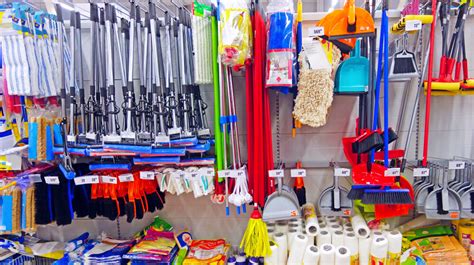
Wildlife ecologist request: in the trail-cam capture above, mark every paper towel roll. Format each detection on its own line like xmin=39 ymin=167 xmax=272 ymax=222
xmin=318 ymin=218 xmax=326 ymax=225
xmin=267 ymin=222 xmax=276 ymax=228
xmin=351 ymin=215 xmax=370 ymax=238
xmin=307 ymin=235 xmax=315 ymax=248
xmin=325 ymin=216 xmax=337 ymax=222
xmin=371 ymin=231 xmax=384 ymax=239
xmin=303 ymin=245 xmax=320 ymax=265
xmin=276 ymin=221 xmax=289 ymax=234
xmin=359 ymin=236 xmax=371 ymax=265
xmin=288 ymin=229 xmax=299 ymax=248
xmin=288 ymin=234 xmax=308 ymax=265
xmin=332 ymin=230 xmax=344 ymax=247
xmin=320 ymin=244 xmax=335 ymax=265
xmin=329 ymin=224 xmax=343 ymax=232
xmin=317 ymin=229 xmax=332 ymax=246
xmin=344 ymin=227 xmax=354 ymax=235
xmin=343 ymin=222 xmax=353 ymax=230
xmin=289 ymin=223 xmax=302 ymax=232
xmin=386 ymin=230 xmax=402 ymax=265
xmin=344 ymin=232 xmax=359 ymax=265
xmin=274 ymin=232 xmax=287 ymax=265
xmin=328 ymin=218 xmax=340 ymax=226
xmin=370 ymin=236 xmax=388 ymax=264
xmin=336 ymin=246 xmax=351 ymax=265
xmin=319 ymin=224 xmax=327 ymax=230
xmin=289 ymin=218 xmax=300 ymax=224
xmin=303 ymin=203 xmax=320 ymax=236
xmin=265 ymin=241 xmax=279 ymax=265
xmin=268 ymin=229 xmax=275 ymax=240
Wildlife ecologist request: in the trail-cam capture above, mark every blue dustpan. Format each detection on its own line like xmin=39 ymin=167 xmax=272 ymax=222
xmin=335 ymin=40 xmax=369 ymax=94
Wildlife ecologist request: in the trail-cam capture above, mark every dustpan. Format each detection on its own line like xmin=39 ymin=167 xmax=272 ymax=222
xmin=335 ymin=40 xmax=369 ymax=94
xmin=389 ymin=35 xmax=418 ymax=80
xmin=262 ymin=176 xmax=301 ymax=221
xmin=318 ymin=169 xmax=352 ymax=216
xmin=425 ymin=168 xmax=461 ymax=220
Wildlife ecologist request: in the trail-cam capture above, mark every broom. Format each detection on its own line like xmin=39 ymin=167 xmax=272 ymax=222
xmin=240 ymin=204 xmax=271 ymax=258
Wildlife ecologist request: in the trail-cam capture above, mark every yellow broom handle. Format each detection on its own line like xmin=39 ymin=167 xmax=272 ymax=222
xmin=0 ymin=181 xmax=17 ymax=192
xmin=348 ymin=0 xmax=356 ymax=26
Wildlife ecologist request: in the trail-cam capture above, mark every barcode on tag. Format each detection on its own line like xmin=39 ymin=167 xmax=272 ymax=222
xmin=413 ymin=168 xmax=430 ymax=177
xmin=291 ymin=169 xmax=307 ymax=178
xmin=334 ymin=168 xmax=351 ymax=177
xmin=188 ymin=172 xmax=199 ymax=179
xmin=119 ymin=174 xmax=134 ymax=182
xmin=269 ymin=169 xmax=284 ymax=178
xmin=449 ymin=161 xmax=465 ymax=170
xmin=74 ymin=175 xmax=100 ymax=185
xmin=101 ymin=175 xmax=117 ymax=184
xmin=45 ymin=176 xmax=60 ymax=185
xmin=199 ymin=168 xmax=215 ymax=177
xmin=29 ymin=174 xmax=42 ymax=183
xmin=385 ymin=168 xmax=401 ymax=177
xmin=218 ymin=170 xmax=232 ymax=178
xmin=308 ymin=26 xmax=324 ymax=37
xmin=406 ymin=20 xmax=422 ymax=31
xmin=140 ymin=171 xmax=155 ymax=180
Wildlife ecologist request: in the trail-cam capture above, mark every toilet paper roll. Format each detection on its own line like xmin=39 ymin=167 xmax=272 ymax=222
xmin=386 ymin=230 xmax=402 ymax=265
xmin=289 ymin=223 xmax=302 ymax=232
xmin=351 ymin=215 xmax=370 ymax=238
xmin=332 ymin=230 xmax=344 ymax=247
xmin=288 ymin=234 xmax=308 ymax=265
xmin=318 ymin=218 xmax=326 ymax=225
xmin=336 ymin=246 xmax=351 ymax=265
xmin=264 ymin=241 xmax=279 ymax=265
xmin=343 ymin=222 xmax=353 ymax=230
xmin=289 ymin=218 xmax=300 ymax=225
xmin=371 ymin=230 xmax=384 ymax=239
xmin=267 ymin=222 xmax=276 ymax=228
xmin=329 ymin=224 xmax=343 ymax=232
xmin=288 ymin=229 xmax=299 ymax=248
xmin=303 ymin=203 xmax=320 ymax=236
xmin=276 ymin=221 xmax=289 ymax=234
xmin=317 ymin=229 xmax=332 ymax=246
xmin=370 ymin=236 xmax=388 ymax=265
xmin=303 ymin=245 xmax=320 ymax=265
xmin=307 ymin=235 xmax=315 ymax=248
xmin=320 ymin=243 xmax=335 ymax=265
xmin=325 ymin=216 xmax=337 ymax=222
xmin=359 ymin=236 xmax=372 ymax=265
xmin=328 ymin=218 xmax=340 ymax=226
xmin=343 ymin=232 xmax=359 ymax=265
xmin=274 ymin=232 xmax=287 ymax=265
xmin=319 ymin=224 xmax=327 ymax=230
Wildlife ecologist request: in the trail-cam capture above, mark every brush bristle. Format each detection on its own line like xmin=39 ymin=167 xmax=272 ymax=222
xmin=156 ymin=191 xmax=164 ymax=210
xmin=362 ymin=189 xmax=412 ymax=204
xmin=126 ymin=202 xmax=135 ymax=223
xmin=118 ymin=197 xmax=126 ymax=216
xmin=348 ymin=185 xmax=381 ymax=200
xmin=393 ymin=57 xmax=417 ymax=74
xmin=88 ymin=199 xmax=97 ymax=219
xmin=136 ymin=199 xmax=144 ymax=219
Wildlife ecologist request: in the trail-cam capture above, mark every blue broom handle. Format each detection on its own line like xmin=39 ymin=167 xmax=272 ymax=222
xmin=383 ymin=10 xmax=389 ymax=167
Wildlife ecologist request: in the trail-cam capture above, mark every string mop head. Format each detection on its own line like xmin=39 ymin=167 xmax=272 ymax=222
xmin=240 ymin=204 xmax=271 ymax=257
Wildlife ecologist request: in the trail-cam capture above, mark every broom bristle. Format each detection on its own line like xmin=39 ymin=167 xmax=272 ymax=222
xmin=294 ymin=186 xmax=306 ymax=206
xmin=126 ymin=201 xmax=135 ymax=223
xmin=362 ymin=189 xmax=412 ymax=204
xmin=348 ymin=185 xmax=381 ymax=200
xmin=118 ymin=197 xmax=126 ymax=216
xmin=136 ymin=199 xmax=144 ymax=219
xmin=393 ymin=56 xmax=417 ymax=74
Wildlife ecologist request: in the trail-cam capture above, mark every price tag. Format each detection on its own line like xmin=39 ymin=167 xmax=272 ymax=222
xmin=101 ymin=175 xmax=117 ymax=184
xmin=406 ymin=20 xmax=422 ymax=31
xmin=308 ymin=26 xmax=324 ymax=37
xmin=45 ymin=176 xmax=60 ymax=185
xmin=334 ymin=168 xmax=351 ymax=177
xmin=177 ymin=171 xmax=188 ymax=180
xmin=231 ymin=170 xmax=246 ymax=178
xmin=74 ymin=175 xmax=100 ymax=185
xmin=449 ymin=161 xmax=465 ymax=170
xmin=140 ymin=171 xmax=155 ymax=180
xmin=385 ymin=168 xmax=401 ymax=177
xmin=199 ymin=168 xmax=215 ymax=177
xmin=29 ymin=174 xmax=42 ymax=183
xmin=188 ymin=172 xmax=199 ymax=179
xmin=119 ymin=174 xmax=134 ymax=182
xmin=218 ymin=170 xmax=232 ymax=178
xmin=291 ymin=169 xmax=307 ymax=178
xmin=413 ymin=168 xmax=430 ymax=177
xmin=269 ymin=169 xmax=285 ymax=178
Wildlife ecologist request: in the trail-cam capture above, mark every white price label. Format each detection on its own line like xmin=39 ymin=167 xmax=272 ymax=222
xmin=385 ymin=168 xmax=401 ymax=177
xmin=232 ymin=170 xmax=246 ymax=178
xmin=118 ymin=174 xmax=134 ymax=182
xmin=218 ymin=170 xmax=232 ymax=178
xmin=178 ymin=171 xmax=188 ymax=180
xmin=449 ymin=161 xmax=465 ymax=170
xmin=45 ymin=176 xmax=60 ymax=185
xmin=140 ymin=171 xmax=155 ymax=180
xmin=406 ymin=20 xmax=422 ymax=31
xmin=334 ymin=168 xmax=351 ymax=177
xmin=199 ymin=168 xmax=215 ymax=177
xmin=291 ymin=169 xmax=307 ymax=178
xmin=101 ymin=175 xmax=117 ymax=184
xmin=74 ymin=175 xmax=100 ymax=185
xmin=188 ymin=172 xmax=199 ymax=179
xmin=308 ymin=26 xmax=324 ymax=37
xmin=413 ymin=168 xmax=430 ymax=177
xmin=29 ymin=174 xmax=42 ymax=183
xmin=269 ymin=169 xmax=285 ymax=178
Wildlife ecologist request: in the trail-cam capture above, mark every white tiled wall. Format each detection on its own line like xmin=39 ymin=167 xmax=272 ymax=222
xmin=36 ymin=15 xmax=474 ymax=247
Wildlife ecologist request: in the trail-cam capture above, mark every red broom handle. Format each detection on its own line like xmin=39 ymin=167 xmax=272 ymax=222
xmin=423 ymin=0 xmax=438 ymax=167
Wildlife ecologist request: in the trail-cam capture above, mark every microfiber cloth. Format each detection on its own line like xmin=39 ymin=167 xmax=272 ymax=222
xmin=268 ymin=12 xmax=294 ymax=51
